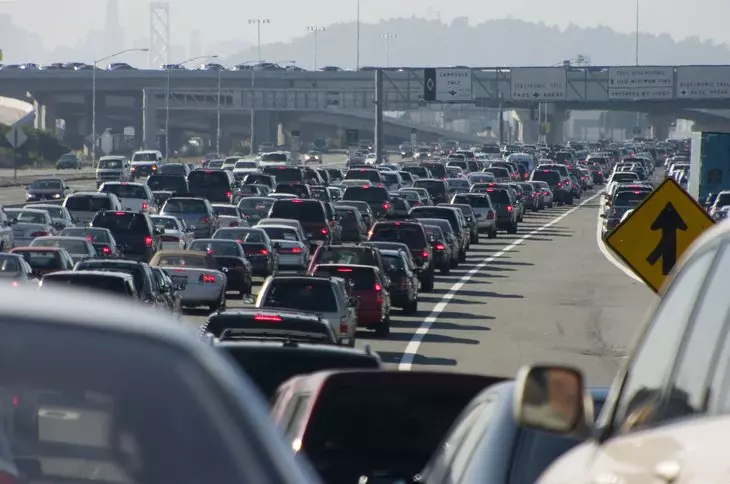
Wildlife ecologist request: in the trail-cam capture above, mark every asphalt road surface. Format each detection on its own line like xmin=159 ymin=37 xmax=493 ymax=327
xmin=11 ymin=157 xmax=656 ymax=482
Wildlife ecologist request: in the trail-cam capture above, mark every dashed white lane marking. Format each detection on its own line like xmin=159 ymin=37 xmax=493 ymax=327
xmin=398 ymin=191 xmax=603 ymax=371
xmin=594 ymin=195 xmax=642 ymax=282
xmin=38 ymin=408 xmax=81 ymax=420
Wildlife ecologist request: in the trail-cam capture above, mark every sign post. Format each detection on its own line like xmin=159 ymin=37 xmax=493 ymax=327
xmin=605 ymin=178 xmax=715 ymax=292
xmin=5 ymin=124 xmax=28 ymax=180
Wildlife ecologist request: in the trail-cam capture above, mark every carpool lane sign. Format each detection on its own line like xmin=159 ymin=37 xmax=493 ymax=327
xmin=606 ymin=178 xmax=715 ymax=293
xmin=423 ymin=68 xmax=473 ymax=102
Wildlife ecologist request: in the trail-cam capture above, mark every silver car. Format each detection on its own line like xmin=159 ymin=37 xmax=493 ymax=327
xmin=450 ymin=193 xmax=497 ymax=238
xmin=256 ymin=275 xmax=358 ymax=346
xmin=30 ymin=236 xmax=97 ymax=263
xmin=257 ymin=224 xmax=308 ymax=270
xmin=63 ymin=192 xmax=123 ymax=225
xmin=23 ymin=203 xmax=76 ymax=231
xmin=151 ymin=215 xmax=193 ymax=250
xmin=160 ymin=197 xmax=219 ymax=239
xmin=6 ymin=208 xmax=56 ymax=246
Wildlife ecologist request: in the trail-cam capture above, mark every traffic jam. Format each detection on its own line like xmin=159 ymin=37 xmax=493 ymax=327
xmin=0 ymin=138 xmax=692 ymax=484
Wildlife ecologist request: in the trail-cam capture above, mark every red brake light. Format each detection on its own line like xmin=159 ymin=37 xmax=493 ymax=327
xmin=382 ymin=202 xmax=390 ymax=209
xmin=10 ymin=280 xmax=18 ymax=287
xmin=320 ymin=227 xmax=329 ymax=235
xmin=86 ymin=235 xmax=93 ymax=241
xmin=292 ymin=199 xmax=304 ymax=203
xmin=142 ymin=201 xmax=148 ymax=210
xmin=337 ymin=267 xmax=353 ymax=272
xmin=254 ymin=314 xmax=282 ymax=322
xmin=102 ymin=246 xmax=111 ymax=254
xmin=362 ymin=185 xmax=370 ymax=188
xmin=11 ymin=395 xmax=19 ymax=407
xmin=200 ymin=274 xmax=216 ymax=283
xmin=507 ymin=205 xmax=513 ymax=212
xmin=435 ymin=243 xmax=445 ymax=250
xmin=374 ymin=282 xmax=382 ymax=291
xmin=421 ymin=250 xmax=429 ymax=258
xmin=115 ymin=211 xmax=126 ymax=215
xmin=633 ymin=191 xmax=641 ymax=194
xmin=200 ymin=216 xmax=209 ymax=223
xmin=144 ymin=235 xmax=153 ymax=247
xmin=291 ymin=247 xmax=302 ymax=253
xmin=226 ymin=191 xmax=232 ymax=199
xmin=543 ymin=170 xmax=550 ymax=172
xmin=260 ymin=248 xmax=269 ymax=255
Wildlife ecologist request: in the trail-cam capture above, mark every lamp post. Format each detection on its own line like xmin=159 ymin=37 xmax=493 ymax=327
xmin=216 ymin=65 xmax=222 ymax=156
xmin=306 ymin=26 xmax=326 ymax=70
xmin=92 ymin=47 xmax=148 ymax=167
xmin=164 ymin=54 xmax=219 ymax=162
xmin=248 ymin=59 xmax=295 ymax=153
xmin=381 ymin=33 xmax=397 ymax=67
xmin=356 ymin=0 xmax=360 ymax=70
xmin=248 ymin=18 xmax=271 ymax=62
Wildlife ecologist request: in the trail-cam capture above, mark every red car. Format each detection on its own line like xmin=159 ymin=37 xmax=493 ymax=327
xmin=311 ymin=264 xmax=391 ymax=337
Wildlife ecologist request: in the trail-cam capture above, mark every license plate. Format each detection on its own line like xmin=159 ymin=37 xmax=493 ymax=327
xmin=172 ymin=275 xmax=187 ymax=284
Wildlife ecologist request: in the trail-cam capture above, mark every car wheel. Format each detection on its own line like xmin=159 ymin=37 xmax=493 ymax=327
xmin=421 ymin=270 xmax=435 ymax=292
xmin=488 ymin=228 xmax=497 ymax=239
xmin=440 ymin=263 xmax=450 ymax=275
xmin=470 ymin=232 xmax=478 ymax=244
xmin=375 ymin=314 xmax=390 ymax=338
xmin=508 ymin=223 xmax=518 ymax=234
xmin=458 ymin=249 xmax=467 ymax=262
xmin=404 ymin=298 xmax=418 ymax=315
xmin=567 ymin=196 xmax=574 ymax=206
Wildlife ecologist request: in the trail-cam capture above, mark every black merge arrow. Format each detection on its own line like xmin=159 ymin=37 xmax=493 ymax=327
xmin=645 ymin=202 xmax=688 ymax=275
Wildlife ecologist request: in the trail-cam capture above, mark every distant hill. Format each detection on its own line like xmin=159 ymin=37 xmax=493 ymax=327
xmin=228 ymin=17 xmax=730 ymax=69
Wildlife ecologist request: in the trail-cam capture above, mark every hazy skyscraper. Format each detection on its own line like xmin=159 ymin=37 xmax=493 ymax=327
xmin=104 ymin=0 xmax=124 ymax=54
xmin=190 ymin=29 xmax=202 ymax=60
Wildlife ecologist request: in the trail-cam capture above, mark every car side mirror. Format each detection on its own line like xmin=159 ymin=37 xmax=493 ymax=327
xmin=273 ymin=242 xmax=282 ymax=249
xmin=154 ymin=228 xmax=164 ymax=236
xmin=10 ymin=218 xmax=17 ymax=225
xmin=347 ymin=296 xmax=359 ymax=308
xmin=514 ymin=364 xmax=593 ymax=439
xmin=599 ymin=213 xmax=606 ymax=218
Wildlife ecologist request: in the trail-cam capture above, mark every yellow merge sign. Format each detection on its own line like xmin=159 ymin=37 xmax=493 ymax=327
xmin=605 ymin=178 xmax=715 ymax=293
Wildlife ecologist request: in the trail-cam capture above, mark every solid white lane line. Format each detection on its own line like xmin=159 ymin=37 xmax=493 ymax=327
xmin=398 ymin=191 xmax=602 ymax=371
xmin=594 ymin=197 xmax=643 ymax=282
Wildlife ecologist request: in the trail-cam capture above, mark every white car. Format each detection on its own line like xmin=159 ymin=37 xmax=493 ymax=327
xmin=150 ymin=215 xmax=192 ymax=250
xmin=6 ymin=208 xmax=56 ymax=246
xmin=211 ymin=204 xmax=246 ymax=228
xmin=98 ymin=182 xmax=157 ymax=214
xmin=257 ymin=224 xmax=308 ymax=270
xmin=232 ymin=160 xmax=260 ymax=180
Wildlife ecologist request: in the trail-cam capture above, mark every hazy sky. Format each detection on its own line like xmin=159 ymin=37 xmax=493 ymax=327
xmin=3 ymin=0 xmax=729 ymax=52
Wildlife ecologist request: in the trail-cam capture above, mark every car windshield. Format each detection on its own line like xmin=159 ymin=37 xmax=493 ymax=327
xmin=30 ymin=206 xmax=63 ymax=218
xmin=146 ymin=176 xmax=187 ymax=192
xmin=613 ymin=190 xmax=649 ymax=206
xmin=261 ymin=227 xmax=299 ymax=242
xmin=381 ymin=253 xmax=404 ymax=273
xmin=99 ymin=159 xmax=124 ymax=169
xmin=133 ymin=152 xmax=158 ymax=161
xmin=154 ymin=254 xmax=209 ymax=268
xmin=32 ymin=238 xmax=89 ymax=254
xmin=151 ymin=217 xmax=180 ymax=231
xmin=261 ymin=279 xmax=338 ymax=312
xmin=15 ymin=211 xmax=46 ymax=224
xmin=486 ymin=189 xmax=511 ymax=204
xmin=215 ymin=229 xmax=265 ymax=243
xmin=343 ymin=187 xmax=389 ymax=202
xmin=14 ymin=250 xmax=61 ymax=268
xmin=317 ymin=248 xmax=376 ymax=266
xmin=612 ymin=173 xmax=639 ymax=182
xmin=213 ymin=206 xmax=239 ymax=217
xmin=235 ymin=161 xmax=258 ymax=169
xmin=93 ymin=213 xmax=149 ymax=233
xmin=260 ymin=153 xmax=288 ymax=162
xmin=163 ymin=199 xmax=207 ymax=213
xmin=158 ymin=165 xmax=186 ymax=176
xmin=188 ymin=241 xmax=241 ymax=256
xmin=29 ymin=179 xmax=62 ymax=190
xmin=370 ymin=225 xmax=425 ymax=247
xmin=101 ymin=184 xmax=147 ymax=199
xmin=65 ymin=195 xmax=114 ymax=212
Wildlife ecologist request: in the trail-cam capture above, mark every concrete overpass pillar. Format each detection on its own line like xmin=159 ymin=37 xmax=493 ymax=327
xmin=252 ymin=111 xmax=277 ymax=149
xmin=648 ymin=113 xmax=674 ymax=141
xmin=546 ymin=108 xmax=568 ymax=145
xmin=142 ymin=89 xmax=159 ymax=150
xmin=132 ymin=94 xmax=143 ymax=150
xmin=515 ymin=109 xmax=539 ymax=144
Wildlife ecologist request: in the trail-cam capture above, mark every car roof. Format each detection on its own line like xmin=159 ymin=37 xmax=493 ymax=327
xmin=44 ymin=269 xmax=133 ymax=280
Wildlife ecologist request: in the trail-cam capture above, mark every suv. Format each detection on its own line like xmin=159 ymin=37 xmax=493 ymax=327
xmin=98 ymin=182 xmax=156 ymax=214
xmin=130 ymin=150 xmax=162 ymax=179
xmin=344 ymin=168 xmax=384 ymax=185
xmin=413 ymin=179 xmax=449 ymax=205
xmin=159 ymin=197 xmax=219 ymax=239
xmin=451 ymin=193 xmax=497 ymax=238
xmin=409 ymin=205 xmax=469 ymax=261
xmin=369 ymin=220 xmax=434 ymax=291
xmin=96 ymin=156 xmax=130 ymax=187
xmin=256 ymin=275 xmax=359 ymax=346
xmin=342 ymin=186 xmax=392 ymax=219
xmin=484 ymin=186 xmax=518 ymax=234
xmin=90 ymin=211 xmax=162 ymax=261
xmin=188 ymin=169 xmax=237 ymax=203
xmin=530 ymin=169 xmax=571 ymax=205
xmin=268 ymin=199 xmax=331 ymax=251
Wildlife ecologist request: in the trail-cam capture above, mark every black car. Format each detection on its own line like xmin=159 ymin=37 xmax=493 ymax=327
xmin=422 ymin=225 xmax=451 ymax=274
xmin=25 ymin=178 xmax=71 ymax=202
xmin=368 ymin=220 xmax=434 ymax=292
xmin=146 ymin=174 xmax=190 ymax=196
xmin=90 ymin=211 xmax=162 ymax=261
xmin=188 ymin=169 xmax=237 ymax=203
xmin=342 ymin=186 xmax=392 ymax=219
xmin=188 ymin=239 xmax=253 ymax=296
xmin=378 ymin=249 xmax=418 ymax=314
xmin=74 ymin=258 xmax=166 ymax=309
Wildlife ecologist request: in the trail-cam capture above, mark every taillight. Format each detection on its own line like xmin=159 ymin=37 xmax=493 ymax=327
xmin=320 ymin=227 xmax=329 ymax=235
xmin=144 ymin=235 xmax=153 ymax=247
xmin=382 ymin=202 xmax=390 ymax=210
xmin=0 ymin=470 xmax=16 ymax=484
xmin=254 ymin=314 xmax=282 ymax=322
xmin=11 ymin=395 xmax=19 ymax=407
xmin=200 ymin=274 xmax=216 ymax=283
xmin=507 ymin=205 xmax=513 ymax=213
xmin=30 ymin=231 xmax=48 ymax=237
xmin=557 ymin=182 xmax=562 ymax=188
xmin=421 ymin=249 xmax=429 ymax=258
xmin=102 ymin=246 xmax=112 ymax=255
xmin=340 ymin=316 xmax=349 ymax=335
xmin=374 ymin=283 xmax=382 ymax=291
xmin=10 ymin=281 xmax=18 ymax=287
xmin=435 ymin=243 xmax=445 ymax=250
xmin=141 ymin=201 xmax=148 ymax=211
xmin=291 ymin=247 xmax=302 ymax=253
xmin=200 ymin=216 xmax=209 ymax=223
xmin=260 ymin=248 xmax=269 ymax=255
xmin=226 ymin=191 xmax=232 ymax=199
xmin=487 ymin=211 xmax=495 ymax=220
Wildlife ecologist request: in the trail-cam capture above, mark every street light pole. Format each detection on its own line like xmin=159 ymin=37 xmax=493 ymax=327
xmin=381 ymin=33 xmax=397 ymax=67
xmin=164 ymin=54 xmax=219 ymax=162
xmin=356 ymin=0 xmax=360 ymax=70
xmin=92 ymin=47 xmax=148 ymax=168
xmin=216 ymin=67 xmax=222 ymax=155
xmin=248 ymin=18 xmax=271 ymax=63
xmin=306 ymin=26 xmax=326 ymax=70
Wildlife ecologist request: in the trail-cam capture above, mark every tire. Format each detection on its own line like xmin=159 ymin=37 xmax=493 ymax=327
xmin=508 ymin=223 xmax=518 ymax=234
xmin=421 ymin=270 xmax=435 ymax=292
xmin=375 ymin=319 xmax=390 ymax=338
xmin=440 ymin=264 xmax=450 ymax=275
xmin=470 ymin=232 xmax=478 ymax=244
xmin=548 ymin=202 xmax=554 ymax=208
xmin=518 ymin=214 xmax=524 ymax=223
xmin=209 ymin=291 xmax=226 ymax=313
xmin=488 ymin=228 xmax=497 ymax=239
xmin=459 ymin=249 xmax=467 ymax=262
xmin=403 ymin=298 xmax=418 ymax=315
xmin=567 ymin=196 xmax=575 ymax=206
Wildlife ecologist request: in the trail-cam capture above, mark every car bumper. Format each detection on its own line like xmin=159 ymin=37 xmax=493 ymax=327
xmin=278 ymin=253 xmax=307 ymax=268
xmin=357 ymin=308 xmax=383 ymax=326
xmin=180 ymin=284 xmax=222 ymax=304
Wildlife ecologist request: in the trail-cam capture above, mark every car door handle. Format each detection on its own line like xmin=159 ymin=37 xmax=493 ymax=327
xmin=654 ymin=460 xmax=681 ymax=482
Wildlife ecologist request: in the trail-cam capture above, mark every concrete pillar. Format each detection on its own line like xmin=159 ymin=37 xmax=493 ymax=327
xmin=253 ymin=111 xmax=277 ymax=148
xmin=546 ymin=108 xmax=568 ymax=145
xmin=142 ymin=89 xmax=159 ymax=150
xmin=33 ymin=100 xmax=45 ymax=131
xmin=45 ymin=99 xmax=58 ymax=136
xmin=648 ymin=113 xmax=674 ymax=141
xmin=132 ymin=93 xmax=144 ymax=150
xmin=514 ymin=109 xmax=539 ymax=144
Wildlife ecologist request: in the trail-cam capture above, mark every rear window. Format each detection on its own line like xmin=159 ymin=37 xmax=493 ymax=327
xmin=154 ymin=254 xmax=209 ymax=268
xmin=15 ymin=211 xmax=47 ymax=224
xmin=188 ymin=240 xmax=242 ymax=256
xmin=75 ymin=262 xmax=144 ymax=293
xmin=100 ymin=184 xmax=147 ymax=199
xmin=188 ymin=171 xmax=231 ymax=188
xmin=132 ymin=152 xmax=158 ymax=161
xmin=424 ymin=226 xmax=445 ymax=241
xmin=147 ymin=176 xmax=187 ymax=192
xmin=163 ymin=199 xmax=207 ymax=213
xmin=158 ymin=164 xmax=187 ymax=176
xmin=0 ymin=256 xmax=19 ymax=272
xmin=98 ymin=159 xmax=124 ymax=169
xmin=453 ymin=195 xmax=490 ymax=207
xmin=612 ymin=173 xmax=639 ymax=182
xmin=261 ymin=279 xmax=338 ymax=312
xmin=344 ymin=170 xmax=382 ymax=183
xmin=260 ymin=153 xmax=288 ymax=162
xmin=484 ymin=167 xmax=510 ymax=178
xmin=613 ymin=190 xmax=649 ymax=206
xmin=343 ymin=186 xmax=389 ymax=202
xmin=214 ymin=229 xmax=266 ymax=243
xmin=42 ymin=274 xmax=130 ymax=295
xmin=269 ymin=200 xmax=325 ymax=222
xmin=92 ymin=212 xmax=150 ymax=233
xmin=221 ymin=346 xmax=379 ymax=400
xmin=239 ymin=198 xmax=275 ymax=211
xmin=316 ymin=248 xmax=376 ymax=266
xmin=65 ymin=195 xmax=114 ymax=212
xmin=370 ymin=224 xmax=426 ymax=247
xmin=261 ymin=227 xmax=299 ymax=242
xmin=314 ymin=266 xmax=376 ymax=290
xmin=61 ymin=228 xmax=111 ymax=243
xmin=14 ymin=250 xmax=61 ymax=268
xmin=421 ymin=163 xmax=446 ymax=178
xmin=381 ymin=253 xmax=404 ymax=272
xmin=531 ymin=171 xmax=561 ymax=184
xmin=32 ymin=239 xmax=88 ymax=255
xmin=446 ymin=179 xmax=470 ymax=189
xmin=486 ymin=189 xmax=511 ymax=204
xmin=263 ymin=167 xmax=302 ymax=183
xmin=413 ymin=180 xmax=446 ymax=193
